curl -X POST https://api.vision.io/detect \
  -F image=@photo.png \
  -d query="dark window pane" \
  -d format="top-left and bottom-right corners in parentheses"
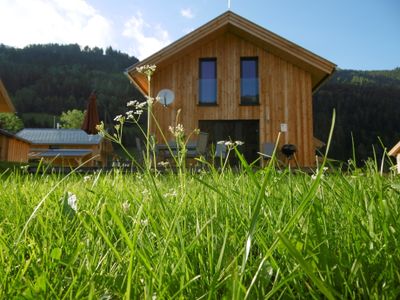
top-left (242, 60), bottom-right (257, 78)
top-left (199, 79), bottom-right (217, 103)
top-left (241, 57), bottom-right (259, 105)
top-left (199, 58), bottom-right (217, 104)
top-left (201, 60), bottom-right (216, 79)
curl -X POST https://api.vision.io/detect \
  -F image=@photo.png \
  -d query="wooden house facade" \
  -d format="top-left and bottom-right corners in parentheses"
top-left (126, 11), bottom-right (336, 166)
top-left (0, 129), bottom-right (30, 163)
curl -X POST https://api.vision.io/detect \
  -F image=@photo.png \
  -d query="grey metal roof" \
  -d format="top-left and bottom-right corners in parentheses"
top-left (16, 129), bottom-right (102, 145)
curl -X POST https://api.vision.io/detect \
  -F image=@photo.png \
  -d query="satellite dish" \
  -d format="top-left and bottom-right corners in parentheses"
top-left (156, 89), bottom-right (175, 106)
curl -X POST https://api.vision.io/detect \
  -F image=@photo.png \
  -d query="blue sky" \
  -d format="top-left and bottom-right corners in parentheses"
top-left (0, 0), bottom-right (399, 70)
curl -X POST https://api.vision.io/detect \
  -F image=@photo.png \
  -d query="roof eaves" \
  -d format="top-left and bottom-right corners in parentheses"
top-left (0, 79), bottom-right (16, 113)
top-left (125, 11), bottom-right (232, 74)
top-left (388, 141), bottom-right (400, 156)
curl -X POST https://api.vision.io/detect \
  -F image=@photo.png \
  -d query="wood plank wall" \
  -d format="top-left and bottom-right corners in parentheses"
top-left (151, 32), bottom-right (315, 166)
top-left (0, 135), bottom-right (29, 162)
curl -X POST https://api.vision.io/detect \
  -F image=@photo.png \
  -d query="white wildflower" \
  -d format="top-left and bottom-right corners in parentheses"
top-left (217, 140), bottom-right (226, 145)
top-left (122, 201), bottom-right (130, 213)
top-left (146, 96), bottom-right (155, 105)
top-left (114, 115), bottom-right (123, 122)
top-left (127, 100), bottom-right (138, 107)
top-left (83, 175), bottom-right (91, 182)
top-left (138, 101), bottom-right (147, 109)
top-left (235, 140), bottom-right (244, 146)
top-left (136, 64), bottom-right (157, 80)
top-left (169, 124), bottom-right (185, 138)
top-left (225, 141), bottom-right (235, 147)
top-left (67, 192), bottom-right (78, 212)
top-left (164, 189), bottom-right (177, 198)
top-left (157, 161), bottom-right (170, 168)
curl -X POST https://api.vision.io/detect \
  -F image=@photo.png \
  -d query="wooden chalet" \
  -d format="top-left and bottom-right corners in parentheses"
top-left (0, 79), bottom-right (30, 163)
top-left (126, 11), bottom-right (336, 166)
top-left (16, 129), bottom-right (112, 167)
top-left (388, 141), bottom-right (400, 174)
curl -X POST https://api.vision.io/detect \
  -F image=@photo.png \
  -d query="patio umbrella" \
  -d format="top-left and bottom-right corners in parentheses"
top-left (81, 91), bottom-right (100, 134)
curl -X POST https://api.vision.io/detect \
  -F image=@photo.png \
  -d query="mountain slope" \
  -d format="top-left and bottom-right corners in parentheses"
top-left (0, 43), bottom-right (143, 127)
top-left (313, 68), bottom-right (400, 163)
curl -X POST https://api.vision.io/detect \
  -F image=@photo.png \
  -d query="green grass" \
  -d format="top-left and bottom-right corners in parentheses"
top-left (0, 162), bottom-right (399, 299)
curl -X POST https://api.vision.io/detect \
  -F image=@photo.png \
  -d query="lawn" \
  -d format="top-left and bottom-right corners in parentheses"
top-left (0, 160), bottom-right (399, 299)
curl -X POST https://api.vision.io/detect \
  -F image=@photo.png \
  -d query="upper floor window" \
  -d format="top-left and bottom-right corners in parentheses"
top-left (199, 58), bottom-right (217, 105)
top-left (240, 57), bottom-right (259, 105)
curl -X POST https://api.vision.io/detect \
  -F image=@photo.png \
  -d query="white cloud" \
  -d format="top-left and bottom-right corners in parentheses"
top-left (0, 0), bottom-right (115, 49)
top-left (122, 12), bottom-right (171, 60)
top-left (180, 8), bottom-right (194, 19)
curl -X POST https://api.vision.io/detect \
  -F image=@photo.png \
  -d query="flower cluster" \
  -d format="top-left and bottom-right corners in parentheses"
top-left (157, 161), bottom-right (170, 168)
top-left (136, 64), bottom-right (157, 80)
top-left (311, 166), bottom-right (329, 180)
top-left (126, 99), bottom-right (147, 119)
top-left (122, 201), bottom-right (131, 213)
top-left (114, 115), bottom-right (124, 122)
top-left (168, 124), bottom-right (185, 139)
top-left (217, 140), bottom-right (245, 147)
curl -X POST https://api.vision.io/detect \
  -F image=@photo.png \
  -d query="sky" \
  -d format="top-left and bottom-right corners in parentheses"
top-left (0, 0), bottom-right (399, 70)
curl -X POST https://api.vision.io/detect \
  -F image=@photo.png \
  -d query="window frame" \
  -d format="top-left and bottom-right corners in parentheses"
top-left (198, 57), bottom-right (217, 106)
top-left (240, 57), bottom-right (259, 105)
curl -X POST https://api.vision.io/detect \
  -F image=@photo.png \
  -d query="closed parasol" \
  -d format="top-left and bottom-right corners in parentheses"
top-left (81, 91), bottom-right (100, 134)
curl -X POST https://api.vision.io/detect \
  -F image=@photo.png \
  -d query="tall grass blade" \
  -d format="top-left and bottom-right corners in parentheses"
top-left (277, 232), bottom-right (336, 300)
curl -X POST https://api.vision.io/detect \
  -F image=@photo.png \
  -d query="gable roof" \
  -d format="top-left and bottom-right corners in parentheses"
top-left (16, 128), bottom-right (102, 145)
top-left (126, 11), bottom-right (336, 94)
top-left (0, 80), bottom-right (16, 113)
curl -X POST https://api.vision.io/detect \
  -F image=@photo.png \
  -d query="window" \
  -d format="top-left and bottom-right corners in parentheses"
top-left (240, 57), bottom-right (259, 105)
top-left (199, 58), bottom-right (217, 105)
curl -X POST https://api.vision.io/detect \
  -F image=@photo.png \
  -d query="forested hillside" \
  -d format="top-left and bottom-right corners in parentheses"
top-left (0, 43), bottom-right (399, 163)
top-left (0, 43), bottom-right (143, 128)
top-left (313, 68), bottom-right (400, 163)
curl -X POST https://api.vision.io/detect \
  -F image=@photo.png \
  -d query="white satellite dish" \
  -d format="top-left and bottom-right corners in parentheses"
top-left (156, 89), bottom-right (175, 106)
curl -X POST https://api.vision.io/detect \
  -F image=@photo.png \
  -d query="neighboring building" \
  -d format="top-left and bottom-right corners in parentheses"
top-left (388, 141), bottom-right (400, 174)
top-left (0, 128), bottom-right (30, 163)
top-left (16, 128), bottom-right (112, 167)
top-left (126, 11), bottom-right (336, 166)
top-left (0, 79), bottom-right (30, 163)
top-left (0, 79), bottom-right (15, 113)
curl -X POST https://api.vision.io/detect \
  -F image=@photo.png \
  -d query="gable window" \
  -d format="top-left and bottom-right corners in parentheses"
top-left (240, 57), bottom-right (259, 105)
top-left (199, 58), bottom-right (217, 105)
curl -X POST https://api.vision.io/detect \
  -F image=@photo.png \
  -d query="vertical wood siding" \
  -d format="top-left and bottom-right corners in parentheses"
top-left (150, 32), bottom-right (315, 166)
top-left (0, 135), bottom-right (29, 163)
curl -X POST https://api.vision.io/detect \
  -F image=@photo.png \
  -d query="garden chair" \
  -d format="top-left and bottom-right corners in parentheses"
top-left (258, 142), bottom-right (280, 167)
top-left (215, 143), bottom-right (227, 159)
top-left (186, 132), bottom-right (209, 159)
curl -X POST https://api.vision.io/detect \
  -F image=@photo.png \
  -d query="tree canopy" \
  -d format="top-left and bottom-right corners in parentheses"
top-left (0, 113), bottom-right (24, 133)
top-left (60, 109), bottom-right (85, 129)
